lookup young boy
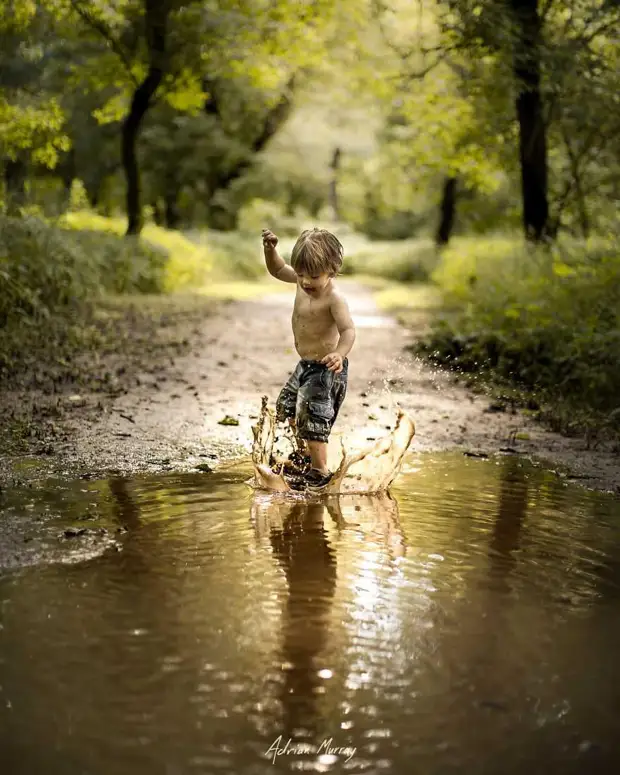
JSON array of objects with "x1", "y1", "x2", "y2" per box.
[{"x1": 262, "y1": 227, "x2": 356, "y2": 487}]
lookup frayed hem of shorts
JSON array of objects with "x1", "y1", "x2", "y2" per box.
[{"x1": 298, "y1": 432, "x2": 330, "y2": 443}]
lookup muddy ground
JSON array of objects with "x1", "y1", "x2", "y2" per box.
[
  {"x1": 1, "y1": 280, "x2": 619, "y2": 570},
  {"x1": 3, "y1": 278, "x2": 620, "y2": 489}
]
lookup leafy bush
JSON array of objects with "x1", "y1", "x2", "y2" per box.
[
  {"x1": 417, "y1": 234, "x2": 620, "y2": 424},
  {"x1": 200, "y1": 230, "x2": 264, "y2": 280},
  {"x1": 358, "y1": 208, "x2": 428, "y2": 241},
  {"x1": 236, "y1": 198, "x2": 315, "y2": 238},
  {"x1": 61, "y1": 211, "x2": 212, "y2": 291},
  {"x1": 344, "y1": 239, "x2": 439, "y2": 283},
  {"x1": 0, "y1": 214, "x2": 173, "y2": 328},
  {"x1": 1, "y1": 216, "x2": 85, "y2": 327}
]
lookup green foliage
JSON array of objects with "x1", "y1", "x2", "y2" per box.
[
  {"x1": 417, "y1": 233, "x2": 620, "y2": 430},
  {"x1": 0, "y1": 215, "x2": 166, "y2": 331},
  {"x1": 196, "y1": 230, "x2": 264, "y2": 281},
  {"x1": 236, "y1": 198, "x2": 313, "y2": 238},
  {"x1": 0, "y1": 96, "x2": 70, "y2": 167},
  {"x1": 68, "y1": 179, "x2": 90, "y2": 212},
  {"x1": 358, "y1": 203, "x2": 429, "y2": 241},
  {"x1": 345, "y1": 239, "x2": 439, "y2": 283},
  {"x1": 0, "y1": 2, "x2": 75, "y2": 168},
  {"x1": 61, "y1": 211, "x2": 213, "y2": 291}
]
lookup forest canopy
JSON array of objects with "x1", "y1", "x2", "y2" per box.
[{"x1": 1, "y1": 0, "x2": 618, "y2": 240}]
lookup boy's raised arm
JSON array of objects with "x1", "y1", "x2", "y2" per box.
[{"x1": 262, "y1": 229, "x2": 297, "y2": 284}]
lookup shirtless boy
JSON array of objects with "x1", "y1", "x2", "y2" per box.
[{"x1": 262, "y1": 227, "x2": 356, "y2": 487}]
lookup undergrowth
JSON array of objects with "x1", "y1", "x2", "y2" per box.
[
  {"x1": 414, "y1": 233, "x2": 620, "y2": 442},
  {"x1": 0, "y1": 213, "x2": 214, "y2": 381},
  {"x1": 343, "y1": 238, "x2": 438, "y2": 283}
]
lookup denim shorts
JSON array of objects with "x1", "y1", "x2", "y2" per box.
[{"x1": 276, "y1": 358, "x2": 348, "y2": 443}]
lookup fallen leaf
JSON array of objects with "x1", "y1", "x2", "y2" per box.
[{"x1": 218, "y1": 415, "x2": 239, "y2": 426}]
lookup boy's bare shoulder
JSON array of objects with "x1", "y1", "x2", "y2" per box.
[{"x1": 328, "y1": 284, "x2": 351, "y2": 306}]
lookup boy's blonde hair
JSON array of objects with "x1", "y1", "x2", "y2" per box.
[{"x1": 290, "y1": 228, "x2": 343, "y2": 276}]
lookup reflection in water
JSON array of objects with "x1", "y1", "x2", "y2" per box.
[
  {"x1": 251, "y1": 493, "x2": 406, "y2": 748},
  {"x1": 270, "y1": 500, "x2": 337, "y2": 739},
  {"x1": 1, "y1": 457, "x2": 620, "y2": 774},
  {"x1": 488, "y1": 457, "x2": 529, "y2": 592},
  {"x1": 109, "y1": 476, "x2": 141, "y2": 531}
]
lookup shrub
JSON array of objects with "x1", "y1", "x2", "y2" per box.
[
  {"x1": 236, "y1": 198, "x2": 315, "y2": 238},
  {"x1": 0, "y1": 215, "x2": 85, "y2": 327},
  {"x1": 200, "y1": 230, "x2": 264, "y2": 280},
  {"x1": 0, "y1": 214, "x2": 169, "y2": 329},
  {"x1": 418, "y1": 233, "x2": 620, "y2": 420},
  {"x1": 60, "y1": 211, "x2": 212, "y2": 292},
  {"x1": 345, "y1": 239, "x2": 439, "y2": 283}
]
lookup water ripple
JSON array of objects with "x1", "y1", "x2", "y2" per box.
[{"x1": 1, "y1": 455, "x2": 620, "y2": 773}]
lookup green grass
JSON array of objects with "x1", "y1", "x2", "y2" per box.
[
  {"x1": 343, "y1": 238, "x2": 438, "y2": 283},
  {"x1": 414, "y1": 232, "x2": 620, "y2": 439},
  {"x1": 61, "y1": 211, "x2": 213, "y2": 292}
]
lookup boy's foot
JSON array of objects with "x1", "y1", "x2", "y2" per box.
[
  {"x1": 288, "y1": 451, "x2": 312, "y2": 468},
  {"x1": 282, "y1": 451, "x2": 312, "y2": 476},
  {"x1": 304, "y1": 469, "x2": 334, "y2": 488}
]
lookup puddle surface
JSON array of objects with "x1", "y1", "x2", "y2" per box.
[{"x1": 1, "y1": 454, "x2": 620, "y2": 774}]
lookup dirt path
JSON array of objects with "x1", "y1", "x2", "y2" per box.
[
  {"x1": 2, "y1": 280, "x2": 619, "y2": 572},
  {"x1": 29, "y1": 279, "x2": 618, "y2": 493}
]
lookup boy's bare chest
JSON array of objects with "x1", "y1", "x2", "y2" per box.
[{"x1": 292, "y1": 293, "x2": 333, "y2": 331}]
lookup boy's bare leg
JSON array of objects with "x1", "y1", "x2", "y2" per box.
[{"x1": 306, "y1": 440, "x2": 329, "y2": 474}]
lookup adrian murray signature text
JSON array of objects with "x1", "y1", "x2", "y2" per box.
[{"x1": 265, "y1": 735, "x2": 356, "y2": 764}]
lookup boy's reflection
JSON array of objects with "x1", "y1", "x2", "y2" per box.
[
  {"x1": 252, "y1": 494, "x2": 405, "y2": 739},
  {"x1": 269, "y1": 499, "x2": 339, "y2": 738},
  {"x1": 488, "y1": 457, "x2": 529, "y2": 592}
]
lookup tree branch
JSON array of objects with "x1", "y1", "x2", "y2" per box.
[{"x1": 70, "y1": 0, "x2": 138, "y2": 86}]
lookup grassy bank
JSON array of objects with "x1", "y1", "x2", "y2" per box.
[
  {"x1": 0, "y1": 212, "x2": 229, "y2": 454},
  {"x1": 0, "y1": 213, "x2": 218, "y2": 380},
  {"x1": 406, "y1": 234, "x2": 620, "y2": 441}
]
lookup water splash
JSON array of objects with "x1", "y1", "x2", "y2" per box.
[{"x1": 248, "y1": 396, "x2": 415, "y2": 494}]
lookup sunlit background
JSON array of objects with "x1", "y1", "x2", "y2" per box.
[{"x1": 2, "y1": 3, "x2": 620, "y2": 772}]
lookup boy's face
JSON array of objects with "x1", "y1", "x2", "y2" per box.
[{"x1": 296, "y1": 271, "x2": 332, "y2": 296}]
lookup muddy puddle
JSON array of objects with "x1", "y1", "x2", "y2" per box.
[{"x1": 1, "y1": 453, "x2": 620, "y2": 774}]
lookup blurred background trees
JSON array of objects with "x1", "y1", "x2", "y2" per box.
[
  {"x1": 3, "y1": 0, "x2": 620, "y2": 437},
  {"x1": 1, "y1": 0, "x2": 619, "y2": 242}
]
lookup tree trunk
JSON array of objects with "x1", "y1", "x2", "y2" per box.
[
  {"x1": 164, "y1": 186, "x2": 181, "y2": 229},
  {"x1": 435, "y1": 176, "x2": 458, "y2": 246},
  {"x1": 563, "y1": 131, "x2": 590, "y2": 239},
  {"x1": 122, "y1": 67, "x2": 163, "y2": 236},
  {"x1": 204, "y1": 76, "x2": 296, "y2": 217},
  {"x1": 86, "y1": 169, "x2": 106, "y2": 210},
  {"x1": 152, "y1": 199, "x2": 164, "y2": 225},
  {"x1": 328, "y1": 147, "x2": 341, "y2": 221},
  {"x1": 59, "y1": 150, "x2": 75, "y2": 213},
  {"x1": 510, "y1": 0, "x2": 549, "y2": 241},
  {"x1": 122, "y1": 0, "x2": 168, "y2": 236},
  {"x1": 574, "y1": 173, "x2": 589, "y2": 239},
  {"x1": 4, "y1": 159, "x2": 27, "y2": 215}
]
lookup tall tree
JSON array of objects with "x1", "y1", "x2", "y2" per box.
[
  {"x1": 122, "y1": 0, "x2": 169, "y2": 235},
  {"x1": 510, "y1": 0, "x2": 549, "y2": 240},
  {"x1": 1, "y1": 2, "x2": 70, "y2": 212},
  {"x1": 69, "y1": 0, "x2": 174, "y2": 235}
]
